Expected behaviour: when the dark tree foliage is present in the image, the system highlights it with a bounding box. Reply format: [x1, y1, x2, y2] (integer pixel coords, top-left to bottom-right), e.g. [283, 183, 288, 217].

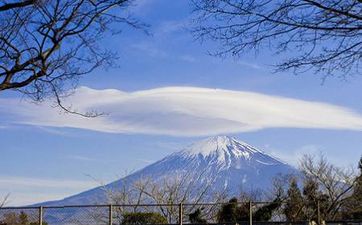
[302, 178, 330, 221]
[342, 156, 362, 220]
[189, 208, 207, 224]
[122, 212, 168, 225]
[284, 178, 304, 221]
[0, 0, 145, 115]
[300, 154, 356, 220]
[217, 197, 249, 223]
[217, 197, 281, 223]
[191, 0, 362, 78]
[253, 197, 282, 221]
[302, 178, 320, 220]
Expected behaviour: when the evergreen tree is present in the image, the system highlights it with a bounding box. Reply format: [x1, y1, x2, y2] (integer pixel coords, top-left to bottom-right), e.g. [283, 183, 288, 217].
[217, 198, 239, 223]
[122, 212, 167, 225]
[303, 178, 320, 221]
[303, 177, 331, 221]
[254, 197, 282, 221]
[217, 198, 249, 223]
[343, 156, 362, 220]
[284, 178, 304, 221]
[218, 197, 281, 223]
[189, 208, 207, 224]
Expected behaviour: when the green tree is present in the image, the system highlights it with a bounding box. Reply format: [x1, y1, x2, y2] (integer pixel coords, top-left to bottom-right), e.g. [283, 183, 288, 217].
[189, 208, 207, 224]
[218, 197, 281, 223]
[303, 178, 320, 221]
[342, 156, 362, 220]
[122, 212, 167, 225]
[217, 198, 249, 223]
[284, 178, 304, 221]
[254, 197, 282, 221]
[302, 178, 330, 222]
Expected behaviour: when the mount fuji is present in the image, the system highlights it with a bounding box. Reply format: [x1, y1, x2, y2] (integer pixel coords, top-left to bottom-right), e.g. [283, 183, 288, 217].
[40, 136, 297, 206]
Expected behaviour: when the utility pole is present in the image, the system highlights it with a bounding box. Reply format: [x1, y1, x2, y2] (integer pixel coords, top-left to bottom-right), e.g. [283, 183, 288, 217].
[109, 204, 113, 225]
[317, 200, 321, 225]
[38, 206, 43, 225]
[179, 203, 183, 225]
[249, 201, 253, 225]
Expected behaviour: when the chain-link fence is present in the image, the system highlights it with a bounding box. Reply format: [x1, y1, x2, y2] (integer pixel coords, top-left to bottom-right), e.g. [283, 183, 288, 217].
[1, 202, 361, 225]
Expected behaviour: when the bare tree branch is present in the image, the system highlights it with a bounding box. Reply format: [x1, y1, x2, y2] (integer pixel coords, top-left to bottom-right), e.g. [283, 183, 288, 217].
[0, 193, 10, 208]
[0, 0, 147, 116]
[191, 0, 362, 78]
[0, 0, 35, 12]
[299, 154, 357, 220]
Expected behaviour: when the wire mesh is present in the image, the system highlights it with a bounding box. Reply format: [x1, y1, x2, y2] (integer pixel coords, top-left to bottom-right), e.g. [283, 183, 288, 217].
[43, 206, 109, 225]
[0, 202, 361, 225]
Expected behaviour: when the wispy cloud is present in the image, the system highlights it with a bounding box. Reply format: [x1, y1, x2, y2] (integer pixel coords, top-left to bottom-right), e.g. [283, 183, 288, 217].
[0, 176, 96, 189]
[0, 176, 97, 206]
[1, 86, 362, 136]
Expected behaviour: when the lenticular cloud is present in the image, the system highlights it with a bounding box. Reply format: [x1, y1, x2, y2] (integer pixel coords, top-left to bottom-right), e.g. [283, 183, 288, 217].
[1, 86, 362, 136]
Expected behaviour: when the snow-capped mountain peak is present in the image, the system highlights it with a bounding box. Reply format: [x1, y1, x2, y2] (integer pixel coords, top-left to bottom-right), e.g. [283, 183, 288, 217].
[180, 136, 274, 163]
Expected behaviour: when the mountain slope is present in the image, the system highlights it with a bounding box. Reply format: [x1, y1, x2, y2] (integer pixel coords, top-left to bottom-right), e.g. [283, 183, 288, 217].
[40, 136, 297, 206]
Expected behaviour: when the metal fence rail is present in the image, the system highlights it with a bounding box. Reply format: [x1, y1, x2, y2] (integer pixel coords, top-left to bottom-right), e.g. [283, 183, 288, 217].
[0, 202, 361, 225]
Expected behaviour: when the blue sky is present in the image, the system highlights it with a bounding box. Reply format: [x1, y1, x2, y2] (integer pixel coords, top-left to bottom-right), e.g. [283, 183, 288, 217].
[0, 0, 362, 206]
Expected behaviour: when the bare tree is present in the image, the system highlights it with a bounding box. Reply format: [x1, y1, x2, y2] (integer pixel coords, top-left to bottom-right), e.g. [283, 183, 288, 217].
[0, 0, 145, 115]
[299, 154, 357, 220]
[102, 170, 226, 224]
[191, 0, 362, 78]
[138, 173, 218, 223]
[0, 193, 9, 208]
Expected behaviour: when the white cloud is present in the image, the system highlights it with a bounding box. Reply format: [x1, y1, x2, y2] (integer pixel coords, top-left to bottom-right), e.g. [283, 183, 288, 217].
[1, 86, 362, 136]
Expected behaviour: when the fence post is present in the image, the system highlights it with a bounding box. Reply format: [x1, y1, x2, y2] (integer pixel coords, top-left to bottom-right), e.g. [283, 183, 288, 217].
[38, 206, 43, 225]
[179, 203, 183, 225]
[317, 200, 321, 225]
[109, 204, 113, 225]
[249, 201, 253, 225]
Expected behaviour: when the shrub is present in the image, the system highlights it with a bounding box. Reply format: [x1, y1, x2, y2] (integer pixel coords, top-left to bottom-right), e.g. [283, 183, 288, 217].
[122, 212, 167, 225]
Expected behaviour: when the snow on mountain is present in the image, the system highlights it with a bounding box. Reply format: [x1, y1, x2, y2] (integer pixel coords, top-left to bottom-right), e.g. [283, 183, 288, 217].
[180, 136, 285, 167]
[39, 136, 297, 206]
